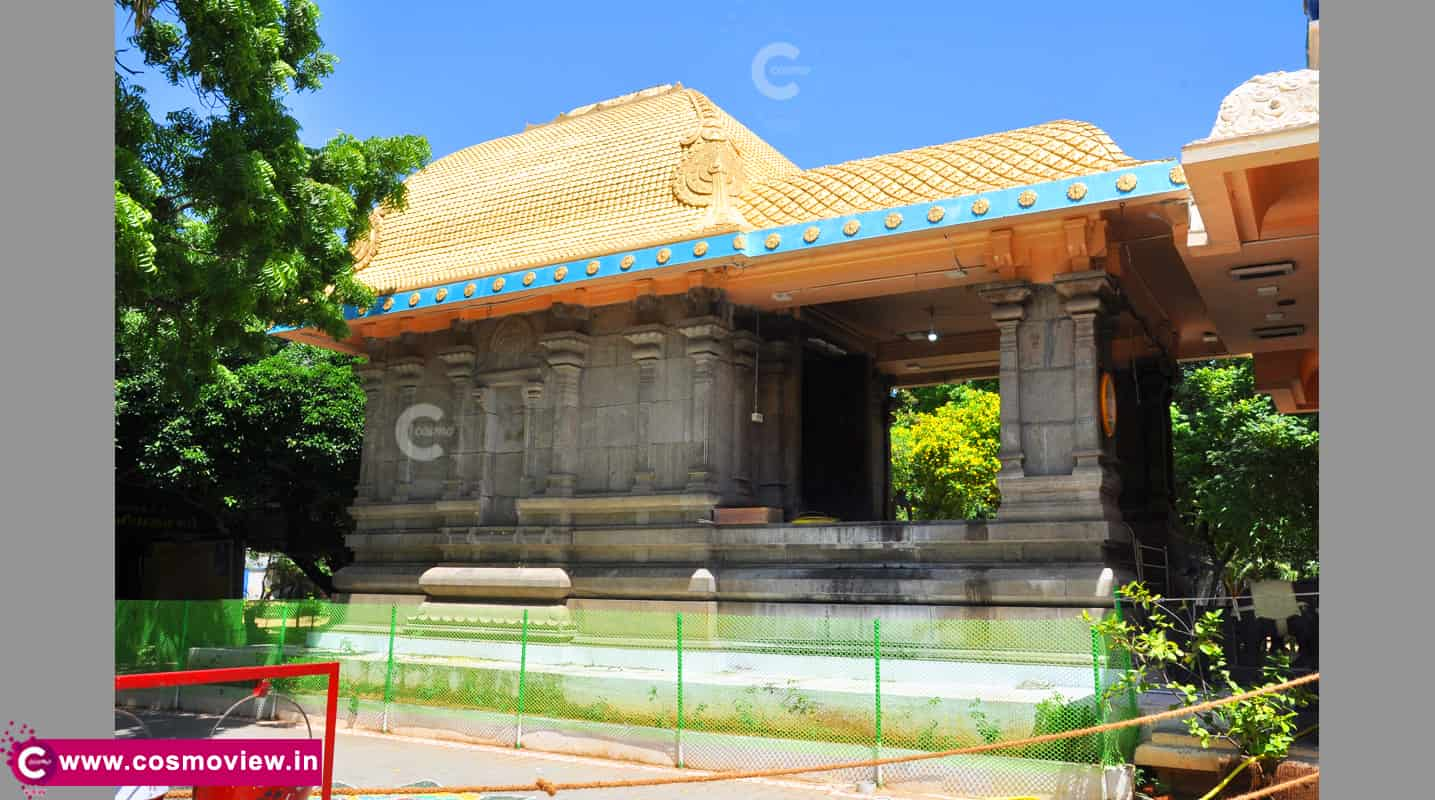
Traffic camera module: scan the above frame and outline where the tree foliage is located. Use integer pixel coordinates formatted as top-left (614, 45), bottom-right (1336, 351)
top-left (1091, 582), bottom-right (1314, 798)
top-left (117, 330), bottom-right (364, 593)
top-left (890, 383), bottom-right (1001, 520)
top-left (896, 379), bottom-right (999, 415)
top-left (1172, 359), bottom-right (1319, 587)
top-left (114, 0), bottom-right (429, 392)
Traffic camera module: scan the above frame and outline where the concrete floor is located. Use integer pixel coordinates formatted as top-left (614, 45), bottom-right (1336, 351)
top-left (118, 711), bottom-right (902, 800)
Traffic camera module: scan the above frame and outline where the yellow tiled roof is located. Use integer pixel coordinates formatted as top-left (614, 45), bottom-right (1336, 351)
top-left (351, 85), bottom-right (798, 293)
top-left (735, 120), bottom-right (1140, 227)
top-left (351, 89), bottom-right (1140, 293)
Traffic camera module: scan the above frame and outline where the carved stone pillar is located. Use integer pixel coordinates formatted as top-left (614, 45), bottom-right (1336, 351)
top-left (354, 362), bottom-right (386, 503)
top-left (730, 332), bottom-right (759, 500)
top-left (540, 333), bottom-right (589, 497)
top-left (519, 382), bottom-right (543, 498)
top-left (977, 273), bottom-right (1123, 529)
top-left (624, 325), bottom-right (665, 494)
top-left (438, 347), bottom-right (476, 499)
top-left (867, 368), bottom-right (891, 520)
top-left (1055, 272), bottom-right (1117, 474)
top-left (978, 281), bottom-right (1033, 478)
top-left (755, 340), bottom-right (788, 509)
top-left (678, 319), bottom-right (730, 493)
top-left (388, 358), bottom-right (425, 502)
top-left (780, 337), bottom-right (803, 511)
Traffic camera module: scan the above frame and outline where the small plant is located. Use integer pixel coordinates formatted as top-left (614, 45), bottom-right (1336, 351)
top-left (781, 687), bottom-right (818, 717)
top-left (966, 699), bottom-right (1002, 744)
top-left (733, 687), bottom-right (761, 730)
top-left (915, 719), bottom-right (941, 751)
top-left (1089, 582), bottom-right (1314, 798)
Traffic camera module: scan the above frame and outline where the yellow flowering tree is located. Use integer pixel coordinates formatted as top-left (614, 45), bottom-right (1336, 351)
top-left (890, 383), bottom-right (1001, 520)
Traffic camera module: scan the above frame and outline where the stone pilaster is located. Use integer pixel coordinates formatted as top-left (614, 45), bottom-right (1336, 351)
top-left (463, 383), bottom-right (497, 517)
top-left (540, 333), bottom-right (589, 497)
top-left (354, 362), bottom-right (387, 503)
top-left (678, 318), bottom-right (730, 494)
top-left (754, 340), bottom-right (788, 509)
top-left (438, 347), bottom-right (476, 499)
top-left (388, 357), bottom-right (425, 502)
top-left (519, 382), bottom-right (544, 497)
top-left (730, 332), bottom-right (759, 500)
top-left (624, 325), bottom-right (666, 494)
top-left (867, 368), bottom-right (892, 521)
top-left (978, 281), bottom-right (1033, 478)
top-left (778, 340), bottom-right (802, 515)
top-left (1055, 272), bottom-right (1117, 475)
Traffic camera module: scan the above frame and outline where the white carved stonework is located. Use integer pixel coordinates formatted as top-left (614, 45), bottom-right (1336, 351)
top-left (1203, 69), bottom-right (1319, 142)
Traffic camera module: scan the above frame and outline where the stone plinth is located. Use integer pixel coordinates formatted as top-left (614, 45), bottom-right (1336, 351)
top-left (419, 566), bottom-right (572, 601)
top-left (334, 519), bottom-right (1133, 608)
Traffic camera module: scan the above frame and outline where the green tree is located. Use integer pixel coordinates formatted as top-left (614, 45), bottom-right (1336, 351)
top-left (115, 0), bottom-right (429, 392)
top-left (117, 333), bottom-right (364, 593)
top-left (1172, 359), bottom-right (1319, 590)
top-left (890, 383), bottom-right (1001, 520)
top-left (1090, 582), bottom-right (1315, 799)
top-left (897, 378), bottom-right (999, 415)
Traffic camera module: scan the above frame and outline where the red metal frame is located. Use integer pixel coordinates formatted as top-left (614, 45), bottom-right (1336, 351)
top-left (116, 662), bottom-right (340, 800)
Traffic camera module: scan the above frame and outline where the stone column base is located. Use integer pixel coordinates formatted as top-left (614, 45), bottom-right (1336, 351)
top-left (995, 467), bottom-right (1122, 523)
top-left (516, 492), bottom-right (722, 526)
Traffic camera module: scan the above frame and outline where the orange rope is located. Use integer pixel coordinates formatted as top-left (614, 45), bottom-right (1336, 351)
top-left (162, 672), bottom-right (1319, 798)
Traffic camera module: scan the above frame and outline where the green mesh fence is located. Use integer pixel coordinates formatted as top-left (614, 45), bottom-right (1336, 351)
top-left (116, 599), bottom-right (1137, 795)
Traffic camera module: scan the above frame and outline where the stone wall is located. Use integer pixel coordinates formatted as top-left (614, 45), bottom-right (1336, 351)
top-left (351, 290), bottom-right (803, 530)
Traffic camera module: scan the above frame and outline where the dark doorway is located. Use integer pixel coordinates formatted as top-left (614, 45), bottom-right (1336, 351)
top-left (800, 344), bottom-right (878, 520)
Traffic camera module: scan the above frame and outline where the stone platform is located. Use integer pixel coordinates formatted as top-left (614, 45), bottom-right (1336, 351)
top-left (335, 519), bottom-right (1135, 610)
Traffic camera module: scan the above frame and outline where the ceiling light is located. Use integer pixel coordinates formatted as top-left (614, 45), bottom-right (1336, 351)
top-left (927, 330), bottom-right (939, 342)
top-left (905, 363), bottom-right (922, 371)
top-left (772, 291), bottom-right (792, 302)
top-left (1252, 324), bottom-right (1305, 340)
top-left (927, 307), bottom-right (939, 342)
top-left (1265, 312), bottom-right (1286, 321)
top-left (1256, 285), bottom-right (1279, 297)
top-left (1201, 332), bottom-right (1219, 344)
top-left (1229, 261), bottom-right (1295, 281)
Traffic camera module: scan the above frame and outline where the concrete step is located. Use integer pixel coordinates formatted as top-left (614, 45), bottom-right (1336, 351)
top-left (1135, 736), bottom-right (1318, 775)
top-left (1147, 730), bottom-right (1317, 762)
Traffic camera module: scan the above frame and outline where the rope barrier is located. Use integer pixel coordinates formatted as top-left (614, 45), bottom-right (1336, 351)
top-left (162, 672), bottom-right (1319, 798)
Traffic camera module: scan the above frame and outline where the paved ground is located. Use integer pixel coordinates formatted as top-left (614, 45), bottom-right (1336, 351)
top-left (119, 711), bottom-right (894, 800)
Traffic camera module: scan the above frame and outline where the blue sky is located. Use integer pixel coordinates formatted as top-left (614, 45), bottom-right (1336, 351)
top-left (115, 1), bottom-right (1308, 168)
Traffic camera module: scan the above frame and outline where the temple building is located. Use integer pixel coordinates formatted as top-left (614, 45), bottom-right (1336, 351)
top-left (278, 70), bottom-right (1318, 625)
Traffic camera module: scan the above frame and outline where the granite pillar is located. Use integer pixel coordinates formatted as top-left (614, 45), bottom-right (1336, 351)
top-left (438, 347), bottom-right (476, 499)
top-left (540, 333), bottom-right (590, 497)
top-left (389, 357), bottom-right (425, 502)
top-left (678, 318), bottom-right (730, 494)
top-left (624, 325), bottom-right (665, 494)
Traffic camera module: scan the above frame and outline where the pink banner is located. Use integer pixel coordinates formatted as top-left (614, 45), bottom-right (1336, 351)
top-left (9, 739), bottom-right (322, 787)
